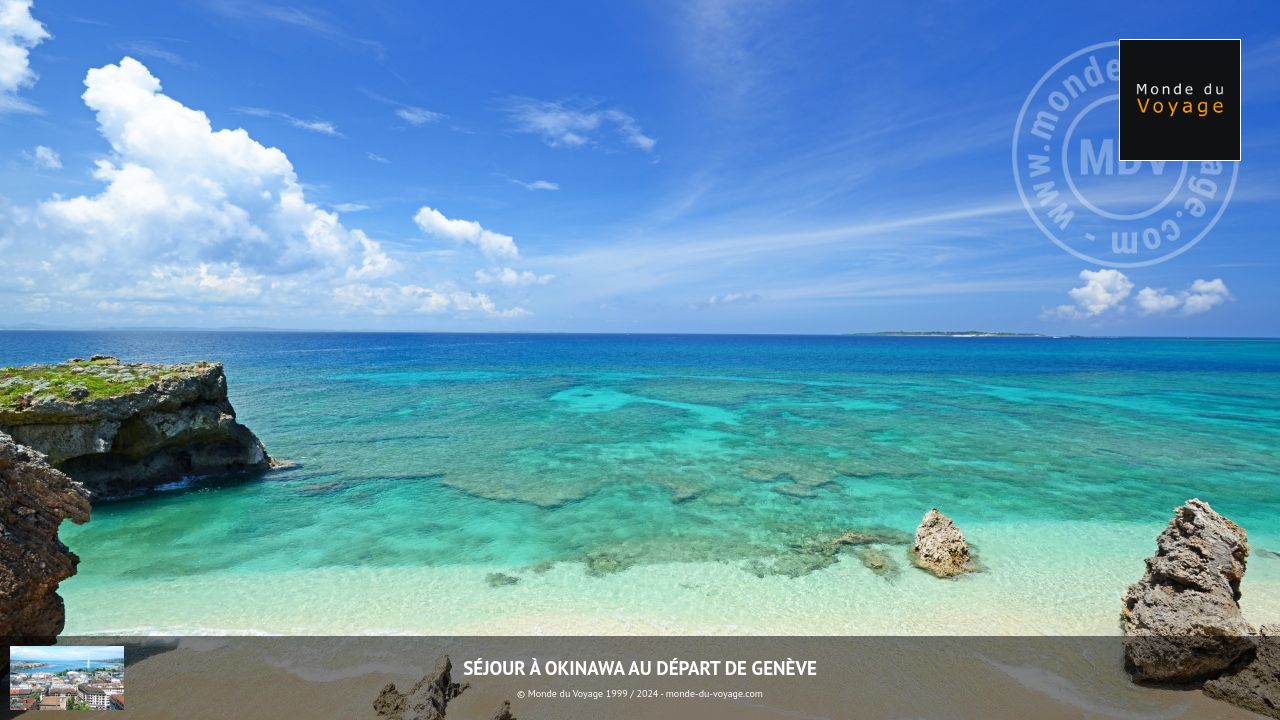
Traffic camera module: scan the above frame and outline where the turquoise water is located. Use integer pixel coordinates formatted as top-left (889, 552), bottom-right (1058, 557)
top-left (3, 332), bottom-right (1279, 634)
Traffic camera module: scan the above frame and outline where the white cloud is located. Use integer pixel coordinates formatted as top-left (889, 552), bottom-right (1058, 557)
top-left (513, 178), bottom-right (560, 191)
top-left (23, 143), bottom-right (60, 169)
top-left (1183, 278), bottom-right (1231, 314)
top-left (333, 282), bottom-right (527, 318)
top-left (138, 262), bottom-right (265, 301)
top-left (475, 266), bottom-right (553, 286)
top-left (414, 205), bottom-right (519, 261)
top-left (1051, 268), bottom-right (1133, 319)
top-left (707, 291), bottom-right (760, 305)
top-left (395, 106), bottom-right (442, 125)
top-left (507, 98), bottom-right (655, 151)
top-left (0, 56), bottom-right (530, 325)
top-left (367, 152), bottom-right (390, 164)
top-left (33, 58), bottom-right (388, 285)
top-left (239, 106), bottom-right (341, 136)
top-left (332, 202), bottom-right (369, 213)
top-left (1137, 278), bottom-right (1231, 315)
top-left (1134, 287), bottom-right (1181, 315)
top-left (0, 0), bottom-right (49, 112)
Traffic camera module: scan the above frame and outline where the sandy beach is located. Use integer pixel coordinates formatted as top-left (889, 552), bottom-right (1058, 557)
top-left (105, 636), bottom-right (1262, 719)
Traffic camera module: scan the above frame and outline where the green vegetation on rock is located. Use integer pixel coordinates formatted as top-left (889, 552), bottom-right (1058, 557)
top-left (0, 357), bottom-right (185, 412)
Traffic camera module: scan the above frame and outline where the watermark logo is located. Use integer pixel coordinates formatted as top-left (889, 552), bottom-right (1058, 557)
top-left (1012, 41), bottom-right (1237, 267)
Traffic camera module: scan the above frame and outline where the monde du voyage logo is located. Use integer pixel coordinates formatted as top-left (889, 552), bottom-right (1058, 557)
top-left (1013, 40), bottom-right (1240, 268)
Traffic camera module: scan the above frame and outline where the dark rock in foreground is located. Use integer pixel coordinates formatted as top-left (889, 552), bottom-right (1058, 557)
top-left (1121, 498), bottom-right (1256, 684)
top-left (910, 508), bottom-right (973, 577)
top-left (0, 358), bottom-right (272, 498)
top-left (0, 432), bottom-right (90, 638)
top-left (1204, 625), bottom-right (1280, 719)
top-left (375, 655), bottom-right (468, 720)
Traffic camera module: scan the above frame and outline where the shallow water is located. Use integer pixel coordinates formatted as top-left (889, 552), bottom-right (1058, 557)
top-left (3, 332), bottom-right (1278, 634)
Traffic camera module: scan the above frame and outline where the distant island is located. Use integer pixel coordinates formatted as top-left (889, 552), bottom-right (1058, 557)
top-left (856, 331), bottom-right (1052, 337)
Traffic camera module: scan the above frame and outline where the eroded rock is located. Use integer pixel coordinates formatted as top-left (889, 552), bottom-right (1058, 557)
top-left (374, 655), bottom-right (468, 720)
top-left (0, 360), bottom-right (272, 498)
top-left (1203, 625), bottom-right (1280, 719)
top-left (910, 508), bottom-right (972, 577)
top-left (1121, 498), bottom-right (1256, 684)
top-left (0, 432), bottom-right (90, 639)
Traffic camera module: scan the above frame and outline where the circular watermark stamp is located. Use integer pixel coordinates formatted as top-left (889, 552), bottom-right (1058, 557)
top-left (1012, 41), bottom-right (1237, 267)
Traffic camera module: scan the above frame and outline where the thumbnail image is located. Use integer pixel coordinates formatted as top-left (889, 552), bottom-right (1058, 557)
top-left (8, 646), bottom-right (124, 712)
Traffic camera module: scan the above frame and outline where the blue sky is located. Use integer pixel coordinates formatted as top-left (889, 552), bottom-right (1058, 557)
top-left (1, 1), bottom-right (1278, 335)
top-left (10, 645), bottom-right (122, 662)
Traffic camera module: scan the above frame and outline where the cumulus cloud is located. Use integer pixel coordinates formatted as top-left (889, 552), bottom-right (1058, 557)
top-left (366, 152), bottom-right (390, 164)
top-left (414, 205), bottom-right (519, 261)
top-left (239, 106), bottom-right (341, 136)
top-left (1051, 269), bottom-right (1133, 319)
top-left (0, 0), bottom-right (48, 112)
top-left (1, 56), bottom-right (532, 324)
top-left (23, 143), bottom-right (59, 169)
top-left (1136, 278), bottom-right (1231, 315)
top-left (333, 283), bottom-right (527, 318)
top-left (475, 266), bottom-right (553, 286)
top-left (507, 98), bottom-right (655, 151)
top-left (1050, 270), bottom-right (1232, 320)
top-left (32, 58), bottom-right (388, 284)
top-left (395, 106), bottom-right (442, 125)
top-left (138, 262), bottom-right (266, 301)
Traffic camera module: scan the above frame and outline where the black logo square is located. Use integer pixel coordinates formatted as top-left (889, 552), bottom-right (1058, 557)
top-left (1119, 39), bottom-right (1240, 161)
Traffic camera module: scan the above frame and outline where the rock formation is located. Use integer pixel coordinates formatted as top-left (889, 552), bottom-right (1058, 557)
top-left (1121, 498), bottom-right (1256, 684)
top-left (1203, 625), bottom-right (1280, 719)
top-left (374, 655), bottom-right (469, 720)
top-left (490, 701), bottom-right (517, 720)
top-left (910, 508), bottom-right (973, 577)
top-left (1, 432), bottom-right (90, 639)
top-left (0, 358), bottom-right (272, 498)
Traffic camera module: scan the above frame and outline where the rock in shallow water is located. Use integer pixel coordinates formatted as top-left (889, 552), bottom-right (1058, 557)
top-left (0, 432), bottom-right (90, 639)
top-left (1121, 498), bottom-right (1256, 684)
top-left (910, 508), bottom-right (973, 578)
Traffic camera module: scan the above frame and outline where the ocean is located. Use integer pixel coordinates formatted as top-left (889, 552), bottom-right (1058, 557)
top-left (3, 331), bottom-right (1278, 635)
top-left (9, 657), bottom-right (123, 674)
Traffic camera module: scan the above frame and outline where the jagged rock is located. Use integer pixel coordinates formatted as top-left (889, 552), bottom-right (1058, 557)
top-left (490, 701), bottom-right (517, 720)
top-left (1203, 624), bottom-right (1280, 719)
top-left (374, 683), bottom-right (407, 719)
top-left (910, 508), bottom-right (972, 577)
top-left (0, 360), bottom-right (272, 498)
top-left (1122, 499), bottom-right (1256, 683)
top-left (374, 655), bottom-right (468, 720)
top-left (0, 432), bottom-right (91, 639)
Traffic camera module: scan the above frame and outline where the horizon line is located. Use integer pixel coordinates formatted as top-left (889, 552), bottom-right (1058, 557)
top-left (1, 327), bottom-right (1279, 340)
